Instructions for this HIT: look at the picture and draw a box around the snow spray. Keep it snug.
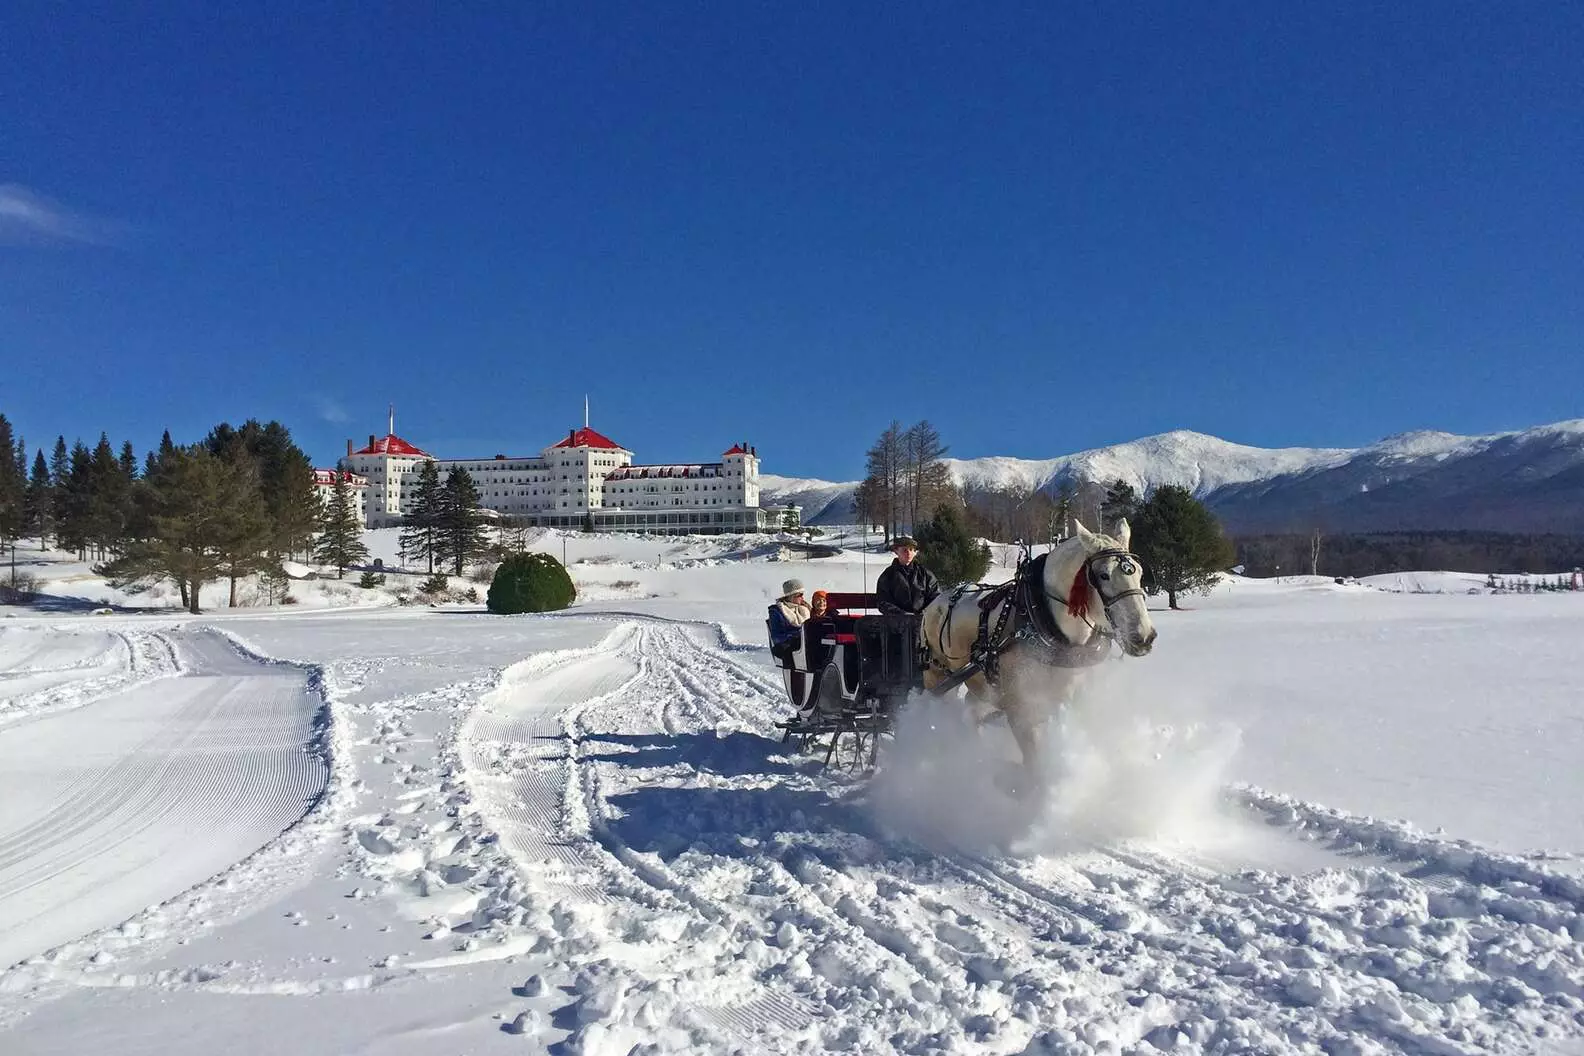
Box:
[1023,659,1244,854]
[868,661,1244,857]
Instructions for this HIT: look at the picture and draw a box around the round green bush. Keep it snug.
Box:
[487,552,576,614]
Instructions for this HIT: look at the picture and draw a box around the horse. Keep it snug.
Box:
[919,518,1157,788]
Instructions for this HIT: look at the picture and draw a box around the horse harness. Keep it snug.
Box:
[936,547,1145,687]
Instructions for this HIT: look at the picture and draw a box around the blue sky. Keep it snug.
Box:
[3,2,1580,481]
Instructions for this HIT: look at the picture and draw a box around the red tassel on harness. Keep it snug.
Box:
[1067,566,1091,618]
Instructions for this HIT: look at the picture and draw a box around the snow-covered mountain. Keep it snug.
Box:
[763,419,1584,533]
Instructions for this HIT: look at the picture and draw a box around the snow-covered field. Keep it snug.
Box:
[2,533,1583,1054]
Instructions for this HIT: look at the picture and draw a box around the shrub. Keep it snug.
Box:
[359,571,386,588]
[420,573,450,595]
[488,552,576,614]
[0,572,41,603]
[468,563,497,584]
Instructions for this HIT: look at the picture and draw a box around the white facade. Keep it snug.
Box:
[341,427,786,535]
[312,469,368,527]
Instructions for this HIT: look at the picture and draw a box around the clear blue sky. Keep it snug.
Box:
[3,2,1580,481]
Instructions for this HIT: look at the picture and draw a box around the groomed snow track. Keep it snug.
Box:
[0,628,329,971]
[453,616,1584,1055]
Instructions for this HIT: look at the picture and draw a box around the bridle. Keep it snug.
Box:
[1047,547,1147,636]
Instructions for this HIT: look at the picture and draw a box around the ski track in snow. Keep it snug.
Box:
[0,626,179,727]
[0,629,328,974]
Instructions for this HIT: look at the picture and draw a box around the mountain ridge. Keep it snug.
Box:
[761,419,1584,533]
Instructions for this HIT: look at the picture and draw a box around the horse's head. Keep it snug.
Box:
[1066,518,1157,657]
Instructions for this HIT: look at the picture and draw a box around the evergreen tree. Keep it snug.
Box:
[0,415,22,551]
[314,472,369,578]
[216,451,274,607]
[98,447,269,613]
[437,466,489,575]
[50,436,70,501]
[58,441,93,558]
[118,440,138,481]
[1130,484,1236,610]
[86,433,132,557]
[400,460,444,572]
[24,450,52,548]
[1100,479,1139,534]
[487,552,576,614]
[914,503,992,587]
[202,419,319,558]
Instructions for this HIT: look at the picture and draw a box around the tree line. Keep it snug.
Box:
[0,412,376,611]
[1234,530,1584,580]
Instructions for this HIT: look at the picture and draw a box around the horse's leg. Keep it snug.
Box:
[1000,691,1052,796]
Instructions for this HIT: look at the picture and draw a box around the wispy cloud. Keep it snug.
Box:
[0,183,124,246]
[313,395,351,424]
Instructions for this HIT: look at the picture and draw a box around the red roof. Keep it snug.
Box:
[353,434,431,457]
[552,427,624,451]
[723,444,747,456]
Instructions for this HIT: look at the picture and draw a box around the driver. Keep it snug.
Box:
[876,536,940,615]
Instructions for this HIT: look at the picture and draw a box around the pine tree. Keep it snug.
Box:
[914,503,992,587]
[216,452,274,607]
[1100,479,1139,534]
[24,450,52,548]
[118,440,138,481]
[202,419,319,559]
[314,472,369,578]
[86,433,132,558]
[0,415,23,551]
[58,441,93,558]
[400,460,444,573]
[1130,484,1236,610]
[437,466,489,575]
[99,446,268,613]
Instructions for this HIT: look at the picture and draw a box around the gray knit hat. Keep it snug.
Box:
[779,579,805,599]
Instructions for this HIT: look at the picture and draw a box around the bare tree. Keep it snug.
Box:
[902,421,952,530]
[1310,526,1323,576]
[863,422,905,543]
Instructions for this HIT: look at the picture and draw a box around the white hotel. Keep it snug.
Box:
[339,423,796,536]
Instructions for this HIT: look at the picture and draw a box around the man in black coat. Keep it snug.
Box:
[875,536,941,615]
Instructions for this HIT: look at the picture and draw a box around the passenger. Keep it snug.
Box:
[767,579,811,662]
[876,536,940,615]
[809,589,830,619]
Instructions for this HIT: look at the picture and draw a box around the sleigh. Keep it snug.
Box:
[769,593,924,770]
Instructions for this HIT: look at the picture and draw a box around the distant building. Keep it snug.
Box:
[312,469,368,527]
[340,422,795,535]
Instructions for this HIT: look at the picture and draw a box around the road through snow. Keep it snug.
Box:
[0,629,327,968]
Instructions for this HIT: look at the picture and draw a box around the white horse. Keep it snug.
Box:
[919,518,1157,786]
